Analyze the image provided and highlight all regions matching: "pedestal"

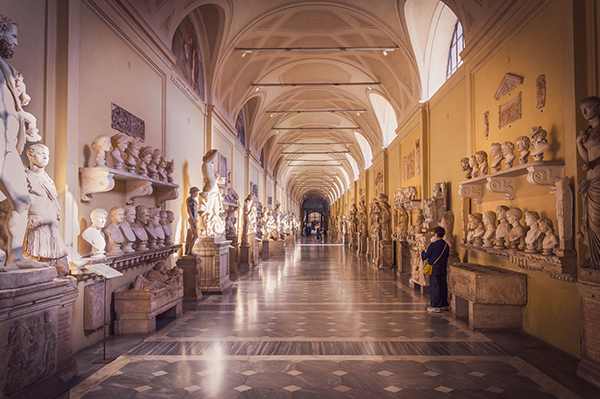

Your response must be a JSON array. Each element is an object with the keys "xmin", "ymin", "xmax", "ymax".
[
  {"xmin": 176, "ymin": 255, "xmax": 203, "ymax": 300},
  {"xmin": 358, "ymin": 238, "xmax": 367, "ymax": 254},
  {"xmin": 378, "ymin": 241, "xmax": 394, "ymax": 268},
  {"xmin": 0, "ymin": 268, "xmax": 79, "ymax": 399},
  {"xmin": 261, "ymin": 239, "xmax": 271, "ymax": 258},
  {"xmin": 240, "ymin": 243, "xmax": 251, "ymax": 268},
  {"xmin": 578, "ymin": 280, "xmax": 600, "ymax": 388},
  {"xmin": 284, "ymin": 235, "xmax": 295, "ymax": 246},
  {"xmin": 226, "ymin": 234, "xmax": 239, "ymax": 278},
  {"xmin": 194, "ymin": 236, "xmax": 232, "ymax": 294},
  {"xmin": 270, "ymin": 240, "xmax": 285, "ymax": 255},
  {"xmin": 251, "ymin": 238, "xmax": 259, "ymax": 266},
  {"xmin": 396, "ymin": 241, "xmax": 410, "ymax": 275},
  {"xmin": 371, "ymin": 236, "xmax": 380, "ymax": 265}
]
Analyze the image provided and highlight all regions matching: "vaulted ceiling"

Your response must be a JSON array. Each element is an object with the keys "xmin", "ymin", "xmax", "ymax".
[{"xmin": 131, "ymin": 0, "xmax": 507, "ymax": 205}]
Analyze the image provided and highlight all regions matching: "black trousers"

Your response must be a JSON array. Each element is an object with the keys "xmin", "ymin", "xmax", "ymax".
[{"xmin": 429, "ymin": 274, "xmax": 449, "ymax": 308}]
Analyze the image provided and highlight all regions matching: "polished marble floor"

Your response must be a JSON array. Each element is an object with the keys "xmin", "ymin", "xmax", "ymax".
[{"xmin": 71, "ymin": 239, "xmax": 600, "ymax": 399}]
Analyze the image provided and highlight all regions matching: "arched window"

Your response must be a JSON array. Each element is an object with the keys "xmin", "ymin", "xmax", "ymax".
[{"xmin": 446, "ymin": 20, "xmax": 465, "ymax": 79}]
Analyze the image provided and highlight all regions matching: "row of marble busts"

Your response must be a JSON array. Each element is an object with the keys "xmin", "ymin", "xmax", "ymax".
[
  {"xmin": 460, "ymin": 126, "xmax": 551, "ymax": 179},
  {"xmin": 91, "ymin": 133, "xmax": 174, "ymax": 182},
  {"xmin": 81, "ymin": 205, "xmax": 174, "ymax": 258},
  {"xmin": 465, "ymin": 206, "xmax": 559, "ymax": 255}
]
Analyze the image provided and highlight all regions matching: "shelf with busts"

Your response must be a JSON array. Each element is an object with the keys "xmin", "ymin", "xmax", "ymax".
[
  {"xmin": 79, "ymin": 166, "xmax": 179, "ymax": 205},
  {"xmin": 457, "ymin": 159, "xmax": 576, "ymax": 282}
]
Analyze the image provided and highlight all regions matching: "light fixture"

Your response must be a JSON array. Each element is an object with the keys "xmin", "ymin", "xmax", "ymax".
[
  {"xmin": 270, "ymin": 114, "xmax": 274, "ymax": 117},
  {"xmin": 253, "ymin": 82, "xmax": 379, "ymax": 87},
  {"xmin": 383, "ymin": 50, "xmax": 388, "ymax": 56},
  {"xmin": 266, "ymin": 109, "xmax": 366, "ymax": 114},
  {"xmin": 368, "ymin": 86, "xmax": 372, "ymax": 90},
  {"xmin": 271, "ymin": 127, "xmax": 360, "ymax": 130},
  {"xmin": 255, "ymin": 87, "xmax": 259, "ymax": 91},
  {"xmin": 236, "ymin": 46, "xmax": 398, "ymax": 52}
]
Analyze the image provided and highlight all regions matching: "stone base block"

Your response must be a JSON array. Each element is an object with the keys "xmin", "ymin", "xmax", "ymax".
[
  {"xmin": 195, "ymin": 237, "xmax": 232, "ymax": 294},
  {"xmin": 378, "ymin": 241, "xmax": 394, "ymax": 268},
  {"xmin": 0, "ymin": 267, "xmax": 57, "ymax": 289},
  {"xmin": 177, "ymin": 255, "xmax": 202, "ymax": 301},
  {"xmin": 578, "ymin": 358, "xmax": 600, "ymax": 389},
  {"xmin": 469, "ymin": 303, "xmax": 522, "ymax": 330},
  {"xmin": 396, "ymin": 241, "xmax": 410, "ymax": 274},
  {"xmin": 270, "ymin": 240, "xmax": 285, "ymax": 255},
  {"xmin": 284, "ymin": 235, "xmax": 295, "ymax": 246},
  {"xmin": 240, "ymin": 244, "xmax": 251, "ymax": 267},
  {"xmin": 261, "ymin": 240, "xmax": 271, "ymax": 258},
  {"xmin": 229, "ymin": 244, "xmax": 239, "ymax": 277},
  {"xmin": 409, "ymin": 279, "xmax": 429, "ymax": 295},
  {"xmin": 578, "ymin": 281, "xmax": 600, "ymax": 389}
]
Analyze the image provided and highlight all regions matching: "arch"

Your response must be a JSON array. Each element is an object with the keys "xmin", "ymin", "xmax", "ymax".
[
  {"xmin": 345, "ymin": 153, "xmax": 360, "ymax": 181},
  {"xmin": 171, "ymin": 14, "xmax": 206, "ymax": 99},
  {"xmin": 354, "ymin": 132, "xmax": 373, "ymax": 169},
  {"xmin": 369, "ymin": 92, "xmax": 398, "ymax": 148},
  {"xmin": 404, "ymin": 0, "xmax": 460, "ymax": 100}
]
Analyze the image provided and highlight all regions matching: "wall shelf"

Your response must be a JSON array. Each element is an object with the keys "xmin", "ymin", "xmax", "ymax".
[{"xmin": 80, "ymin": 166, "xmax": 179, "ymax": 205}]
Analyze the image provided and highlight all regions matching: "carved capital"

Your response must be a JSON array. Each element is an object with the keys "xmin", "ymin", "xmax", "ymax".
[
  {"xmin": 156, "ymin": 187, "xmax": 179, "ymax": 206},
  {"xmin": 80, "ymin": 167, "xmax": 115, "ymax": 201},
  {"xmin": 486, "ymin": 177, "xmax": 515, "ymax": 200},
  {"xmin": 526, "ymin": 165, "xmax": 563, "ymax": 193},
  {"xmin": 458, "ymin": 184, "xmax": 482, "ymax": 203},
  {"xmin": 126, "ymin": 181, "xmax": 153, "ymax": 204}
]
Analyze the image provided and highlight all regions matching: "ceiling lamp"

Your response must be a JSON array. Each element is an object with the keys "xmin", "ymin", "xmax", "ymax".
[
  {"xmin": 253, "ymin": 82, "xmax": 379, "ymax": 87},
  {"xmin": 236, "ymin": 46, "xmax": 398, "ymax": 52},
  {"xmin": 266, "ymin": 109, "xmax": 365, "ymax": 114}
]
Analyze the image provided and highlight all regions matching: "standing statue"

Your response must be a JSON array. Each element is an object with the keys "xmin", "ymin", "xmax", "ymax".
[
  {"xmin": 410, "ymin": 208, "xmax": 425, "ymax": 236},
  {"xmin": 490, "ymin": 143, "xmax": 503, "ymax": 172},
  {"xmin": 110, "ymin": 133, "xmax": 129, "ymax": 171},
  {"xmin": 104, "ymin": 206, "xmax": 125, "ymax": 256},
  {"xmin": 482, "ymin": 210, "xmax": 497, "ymax": 248},
  {"xmin": 23, "ymin": 144, "xmax": 69, "ymax": 275},
  {"xmin": 82, "ymin": 208, "xmax": 108, "ymax": 258},
  {"xmin": 225, "ymin": 208, "xmax": 237, "ymax": 237},
  {"xmin": 358, "ymin": 200, "xmax": 368, "ymax": 238},
  {"xmin": 378, "ymin": 194, "xmax": 392, "ymax": 242},
  {"xmin": 0, "ymin": 15, "xmax": 46, "ymax": 271},
  {"xmin": 199, "ymin": 149, "xmax": 225, "ymax": 237},
  {"xmin": 184, "ymin": 186, "xmax": 199, "ymax": 255},
  {"xmin": 577, "ymin": 96, "xmax": 600, "ymax": 268},
  {"xmin": 241, "ymin": 194, "xmax": 253, "ymax": 245},
  {"xmin": 120, "ymin": 205, "xmax": 137, "ymax": 253},
  {"xmin": 516, "ymin": 136, "xmax": 531, "ymax": 165},
  {"xmin": 394, "ymin": 207, "xmax": 409, "ymax": 242}
]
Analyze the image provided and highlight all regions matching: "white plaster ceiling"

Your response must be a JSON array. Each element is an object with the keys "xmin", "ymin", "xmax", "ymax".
[{"xmin": 129, "ymin": 0, "xmax": 508, "ymax": 204}]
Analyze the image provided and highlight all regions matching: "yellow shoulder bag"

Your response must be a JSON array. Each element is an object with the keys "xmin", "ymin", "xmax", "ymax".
[{"xmin": 423, "ymin": 242, "xmax": 447, "ymax": 275}]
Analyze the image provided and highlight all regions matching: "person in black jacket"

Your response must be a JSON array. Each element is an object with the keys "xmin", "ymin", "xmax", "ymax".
[{"xmin": 421, "ymin": 226, "xmax": 450, "ymax": 313}]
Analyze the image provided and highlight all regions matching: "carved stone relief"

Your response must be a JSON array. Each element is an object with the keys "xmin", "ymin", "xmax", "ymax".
[
  {"xmin": 406, "ymin": 150, "xmax": 416, "ymax": 180},
  {"xmin": 499, "ymin": 92, "xmax": 522, "ymax": 129},
  {"xmin": 111, "ymin": 102, "xmax": 145, "ymax": 141},
  {"xmin": 494, "ymin": 73, "xmax": 524, "ymax": 100},
  {"xmin": 536, "ymin": 74, "xmax": 546, "ymax": 109},
  {"xmin": 484, "ymin": 111, "xmax": 490, "ymax": 138}
]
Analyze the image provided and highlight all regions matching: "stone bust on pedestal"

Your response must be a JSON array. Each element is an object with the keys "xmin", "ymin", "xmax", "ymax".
[{"xmin": 82, "ymin": 208, "xmax": 108, "ymax": 258}]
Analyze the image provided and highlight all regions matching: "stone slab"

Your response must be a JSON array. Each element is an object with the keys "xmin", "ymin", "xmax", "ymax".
[
  {"xmin": 83, "ymin": 279, "xmax": 112, "ymax": 331},
  {"xmin": 270, "ymin": 240, "xmax": 285, "ymax": 255},
  {"xmin": 284, "ymin": 236, "xmax": 295, "ymax": 246},
  {"xmin": 195, "ymin": 238, "xmax": 232, "ymax": 293},
  {"xmin": 177, "ymin": 255, "xmax": 202, "ymax": 301},
  {"xmin": 578, "ymin": 281, "xmax": 600, "ymax": 389},
  {"xmin": 0, "ymin": 267, "xmax": 57, "ymax": 290}
]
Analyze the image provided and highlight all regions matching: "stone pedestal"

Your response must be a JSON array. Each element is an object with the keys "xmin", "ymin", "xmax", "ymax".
[
  {"xmin": 176, "ymin": 255, "xmax": 203, "ymax": 300},
  {"xmin": 396, "ymin": 241, "xmax": 410, "ymax": 275},
  {"xmin": 448, "ymin": 263, "xmax": 527, "ymax": 330},
  {"xmin": 359, "ymin": 238, "xmax": 367, "ymax": 254},
  {"xmin": 261, "ymin": 239, "xmax": 271, "ymax": 258},
  {"xmin": 284, "ymin": 235, "xmax": 295, "ymax": 246},
  {"xmin": 578, "ymin": 279, "xmax": 600, "ymax": 388},
  {"xmin": 0, "ymin": 268, "xmax": 79, "ymax": 399},
  {"xmin": 371, "ymin": 236, "xmax": 380, "ymax": 265},
  {"xmin": 270, "ymin": 240, "xmax": 285, "ymax": 255},
  {"xmin": 251, "ymin": 237, "xmax": 259, "ymax": 266},
  {"xmin": 378, "ymin": 241, "xmax": 394, "ymax": 268},
  {"xmin": 226, "ymin": 234, "xmax": 239, "ymax": 278},
  {"xmin": 240, "ymin": 243, "xmax": 252, "ymax": 268},
  {"xmin": 194, "ymin": 236, "xmax": 232, "ymax": 293}
]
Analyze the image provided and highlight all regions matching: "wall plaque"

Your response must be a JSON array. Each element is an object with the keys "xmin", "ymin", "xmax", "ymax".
[
  {"xmin": 111, "ymin": 103, "xmax": 145, "ymax": 141},
  {"xmin": 406, "ymin": 150, "xmax": 416, "ymax": 180},
  {"xmin": 498, "ymin": 92, "xmax": 522, "ymax": 129}
]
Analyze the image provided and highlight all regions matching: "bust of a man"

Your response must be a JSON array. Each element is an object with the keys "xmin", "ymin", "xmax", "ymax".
[
  {"xmin": 131, "ymin": 205, "xmax": 150, "ymax": 250},
  {"xmin": 82, "ymin": 208, "xmax": 108, "ymax": 257},
  {"xmin": 120, "ymin": 205, "xmax": 137, "ymax": 253},
  {"xmin": 105, "ymin": 206, "xmax": 125, "ymax": 256}
]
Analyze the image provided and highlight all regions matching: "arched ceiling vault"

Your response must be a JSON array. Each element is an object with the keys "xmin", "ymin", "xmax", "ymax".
[{"xmin": 129, "ymin": 0, "xmax": 507, "ymax": 204}]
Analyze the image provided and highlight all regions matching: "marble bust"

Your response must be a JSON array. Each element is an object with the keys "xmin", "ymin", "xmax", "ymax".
[
  {"xmin": 110, "ymin": 133, "xmax": 128, "ymax": 171},
  {"xmin": 524, "ymin": 211, "xmax": 541, "ymax": 253},
  {"xmin": 91, "ymin": 135, "xmax": 111, "ymax": 167},
  {"xmin": 469, "ymin": 155, "xmax": 480, "ymax": 178},
  {"xmin": 530, "ymin": 126, "xmax": 550, "ymax": 161},
  {"xmin": 104, "ymin": 206, "xmax": 125, "ymax": 256},
  {"xmin": 138, "ymin": 146, "xmax": 153, "ymax": 176},
  {"xmin": 539, "ymin": 218, "xmax": 559, "ymax": 256},
  {"xmin": 490, "ymin": 143, "xmax": 503, "ymax": 172},
  {"xmin": 507, "ymin": 207, "xmax": 526, "ymax": 249},
  {"xmin": 161, "ymin": 210, "xmax": 174, "ymax": 246},
  {"xmin": 119, "ymin": 205, "xmax": 137, "ymax": 253},
  {"xmin": 145, "ymin": 207, "xmax": 165, "ymax": 249},
  {"xmin": 494, "ymin": 205, "xmax": 511, "ymax": 249},
  {"xmin": 158, "ymin": 156, "xmax": 168, "ymax": 182},
  {"xmin": 502, "ymin": 141, "xmax": 516, "ymax": 168},
  {"xmin": 467, "ymin": 213, "xmax": 485, "ymax": 246},
  {"xmin": 516, "ymin": 135, "xmax": 530, "ymax": 165},
  {"xmin": 476, "ymin": 150, "xmax": 488, "ymax": 175},
  {"xmin": 124, "ymin": 138, "xmax": 140, "ymax": 173},
  {"xmin": 131, "ymin": 205, "xmax": 150, "ymax": 251},
  {"xmin": 482, "ymin": 210, "xmax": 497, "ymax": 248},
  {"xmin": 148, "ymin": 148, "xmax": 162, "ymax": 179},
  {"xmin": 166, "ymin": 159, "xmax": 175, "ymax": 183},
  {"xmin": 460, "ymin": 157, "xmax": 472, "ymax": 179},
  {"xmin": 82, "ymin": 208, "xmax": 108, "ymax": 258}
]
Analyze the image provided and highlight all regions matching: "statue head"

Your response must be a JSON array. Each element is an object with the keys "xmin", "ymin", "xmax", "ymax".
[
  {"xmin": 123, "ymin": 205, "xmax": 136, "ymax": 224},
  {"xmin": 469, "ymin": 155, "xmax": 478, "ymax": 168},
  {"xmin": 516, "ymin": 136, "xmax": 531, "ymax": 152},
  {"xmin": 139, "ymin": 146, "xmax": 153, "ymax": 163},
  {"xmin": 27, "ymin": 143, "xmax": 49, "ymax": 169},
  {"xmin": 160, "ymin": 210, "xmax": 167, "ymax": 225},
  {"xmin": 166, "ymin": 159, "xmax": 175, "ymax": 173},
  {"xmin": 0, "ymin": 15, "xmax": 18, "ymax": 59},
  {"xmin": 153, "ymin": 261, "xmax": 167, "ymax": 273},
  {"xmin": 126, "ymin": 138, "xmax": 140, "ymax": 157},
  {"xmin": 529, "ymin": 126, "xmax": 548, "ymax": 145},
  {"xmin": 135, "ymin": 205, "xmax": 150, "ymax": 225},
  {"xmin": 501, "ymin": 141, "xmax": 515, "ymax": 156},
  {"xmin": 166, "ymin": 210, "xmax": 175, "ymax": 224},
  {"xmin": 475, "ymin": 150, "xmax": 488, "ymax": 163},
  {"xmin": 580, "ymin": 96, "xmax": 600, "ymax": 122},
  {"xmin": 483, "ymin": 210, "xmax": 496, "ymax": 226},
  {"xmin": 149, "ymin": 208, "xmax": 161, "ymax": 227},
  {"xmin": 92, "ymin": 135, "xmax": 111, "ymax": 153},
  {"xmin": 490, "ymin": 143, "xmax": 502, "ymax": 158},
  {"xmin": 496, "ymin": 205, "xmax": 510, "ymax": 220},
  {"xmin": 90, "ymin": 208, "xmax": 108, "ymax": 229},
  {"xmin": 151, "ymin": 148, "xmax": 162, "ymax": 163},
  {"xmin": 111, "ymin": 133, "xmax": 129, "ymax": 152},
  {"xmin": 460, "ymin": 157, "xmax": 470, "ymax": 171},
  {"xmin": 506, "ymin": 207, "xmax": 523, "ymax": 224},
  {"xmin": 468, "ymin": 213, "xmax": 483, "ymax": 227},
  {"xmin": 109, "ymin": 206, "xmax": 125, "ymax": 224},
  {"xmin": 524, "ymin": 211, "xmax": 540, "ymax": 226},
  {"xmin": 538, "ymin": 218, "xmax": 554, "ymax": 233}
]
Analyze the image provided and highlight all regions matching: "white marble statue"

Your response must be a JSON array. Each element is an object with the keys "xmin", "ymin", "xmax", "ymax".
[
  {"xmin": 524, "ymin": 211, "xmax": 542, "ymax": 253},
  {"xmin": 137, "ymin": 146, "xmax": 153, "ymax": 176},
  {"xmin": 199, "ymin": 149, "xmax": 225, "ymax": 237},
  {"xmin": 162, "ymin": 210, "xmax": 174, "ymax": 246},
  {"xmin": 131, "ymin": 205, "xmax": 150, "ymax": 251},
  {"xmin": 507, "ymin": 207, "xmax": 526, "ymax": 250},
  {"xmin": 23, "ymin": 144, "xmax": 69, "ymax": 275},
  {"xmin": 82, "ymin": 208, "xmax": 108, "ymax": 258},
  {"xmin": 124, "ymin": 138, "xmax": 140, "ymax": 173},
  {"xmin": 539, "ymin": 218, "xmax": 559, "ymax": 256},
  {"xmin": 490, "ymin": 143, "xmax": 503, "ymax": 172},
  {"xmin": 502, "ymin": 141, "xmax": 516, "ymax": 168},
  {"xmin": 92, "ymin": 135, "xmax": 111, "ymax": 167},
  {"xmin": 241, "ymin": 194, "xmax": 253, "ymax": 246},
  {"xmin": 516, "ymin": 135, "xmax": 530, "ymax": 165},
  {"xmin": 482, "ymin": 210, "xmax": 497, "ymax": 248},
  {"xmin": 104, "ymin": 206, "xmax": 125, "ymax": 256},
  {"xmin": 494, "ymin": 205, "xmax": 511, "ymax": 249},
  {"xmin": 460, "ymin": 157, "xmax": 472, "ymax": 179},
  {"xmin": 467, "ymin": 213, "xmax": 485, "ymax": 246},
  {"xmin": 185, "ymin": 186, "xmax": 199, "ymax": 255},
  {"xmin": 476, "ymin": 150, "xmax": 488, "ymax": 175},
  {"xmin": 120, "ymin": 205, "xmax": 137, "ymax": 253},
  {"xmin": 530, "ymin": 126, "xmax": 550, "ymax": 161},
  {"xmin": 110, "ymin": 133, "xmax": 128, "ymax": 171}
]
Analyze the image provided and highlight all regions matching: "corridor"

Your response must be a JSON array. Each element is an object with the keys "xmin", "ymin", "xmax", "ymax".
[{"xmin": 74, "ymin": 241, "xmax": 597, "ymax": 398}]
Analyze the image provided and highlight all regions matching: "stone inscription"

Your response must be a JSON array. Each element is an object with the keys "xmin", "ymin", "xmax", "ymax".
[
  {"xmin": 498, "ymin": 92, "xmax": 522, "ymax": 129},
  {"xmin": 111, "ymin": 102, "xmax": 146, "ymax": 141},
  {"xmin": 57, "ymin": 308, "xmax": 71, "ymax": 364},
  {"xmin": 583, "ymin": 298, "xmax": 600, "ymax": 362}
]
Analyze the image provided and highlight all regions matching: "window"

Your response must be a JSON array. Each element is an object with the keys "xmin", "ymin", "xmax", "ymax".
[{"xmin": 446, "ymin": 20, "xmax": 465, "ymax": 79}]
